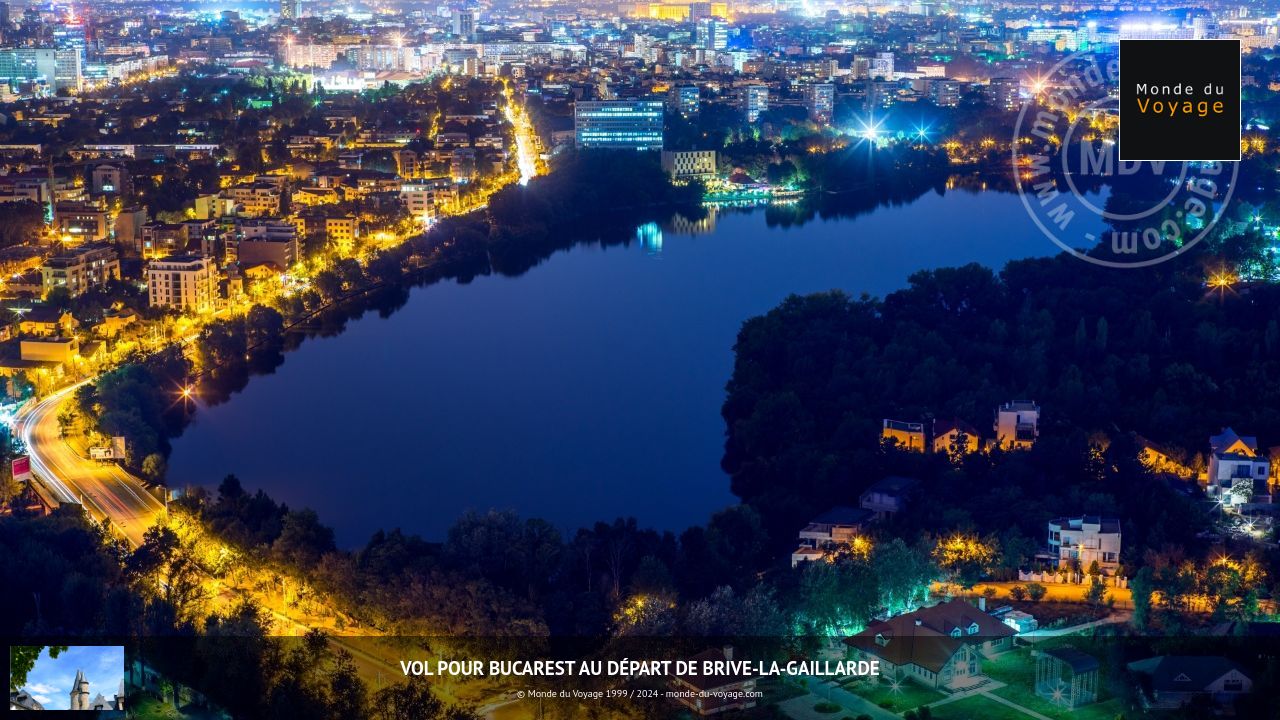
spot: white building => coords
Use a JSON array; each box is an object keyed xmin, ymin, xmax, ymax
[
  {"xmin": 226, "ymin": 183, "xmax": 282, "ymax": 217},
  {"xmin": 742, "ymin": 85, "xmax": 768, "ymax": 122},
  {"xmin": 994, "ymin": 401, "xmax": 1039, "ymax": 449},
  {"xmin": 1207, "ymin": 428, "xmax": 1271, "ymax": 508},
  {"xmin": 805, "ymin": 83, "xmax": 835, "ymax": 123},
  {"xmin": 791, "ymin": 506, "xmax": 872, "ymax": 567},
  {"xmin": 660, "ymin": 150, "xmax": 717, "ymax": 182},
  {"xmin": 1047, "ymin": 516, "xmax": 1121, "ymax": 576},
  {"xmin": 147, "ymin": 255, "xmax": 217, "ymax": 313}
]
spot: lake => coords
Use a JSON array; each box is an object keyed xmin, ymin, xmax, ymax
[{"xmin": 168, "ymin": 187, "xmax": 1108, "ymax": 546}]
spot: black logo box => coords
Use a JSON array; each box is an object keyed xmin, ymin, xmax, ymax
[{"xmin": 1118, "ymin": 38, "xmax": 1241, "ymax": 162}]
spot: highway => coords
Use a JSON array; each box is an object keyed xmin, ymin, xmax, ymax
[
  {"xmin": 14, "ymin": 382, "xmax": 426, "ymax": 691},
  {"xmin": 16, "ymin": 381, "xmax": 165, "ymax": 548}
]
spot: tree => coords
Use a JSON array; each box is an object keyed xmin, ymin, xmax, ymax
[
  {"xmin": 932, "ymin": 533, "xmax": 997, "ymax": 591},
  {"xmin": 272, "ymin": 509, "xmax": 337, "ymax": 570},
  {"xmin": 1025, "ymin": 582, "xmax": 1047, "ymax": 602},
  {"xmin": 0, "ymin": 201, "xmax": 44, "ymax": 248},
  {"xmin": 141, "ymin": 453, "xmax": 167, "ymax": 483},
  {"xmin": 1085, "ymin": 576, "xmax": 1108, "ymax": 607},
  {"xmin": 797, "ymin": 556, "xmax": 879, "ymax": 636},
  {"xmin": 0, "ymin": 472, "xmax": 20, "ymax": 510},
  {"xmin": 371, "ymin": 680, "xmax": 453, "ymax": 720},
  {"xmin": 1131, "ymin": 566, "xmax": 1154, "ymax": 630},
  {"xmin": 10, "ymin": 646, "xmax": 68, "ymax": 692},
  {"xmin": 328, "ymin": 649, "xmax": 368, "ymax": 720},
  {"xmin": 871, "ymin": 538, "xmax": 935, "ymax": 615}
]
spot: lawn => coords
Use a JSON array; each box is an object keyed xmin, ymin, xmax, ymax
[
  {"xmin": 930, "ymin": 695, "xmax": 1036, "ymax": 720},
  {"xmin": 982, "ymin": 642, "xmax": 1127, "ymax": 720},
  {"xmin": 847, "ymin": 678, "xmax": 946, "ymax": 713}
]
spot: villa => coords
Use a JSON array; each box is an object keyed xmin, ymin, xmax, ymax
[{"xmin": 845, "ymin": 599, "xmax": 1015, "ymax": 692}]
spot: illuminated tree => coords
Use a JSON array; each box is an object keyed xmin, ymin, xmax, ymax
[{"xmin": 932, "ymin": 533, "xmax": 997, "ymax": 590}]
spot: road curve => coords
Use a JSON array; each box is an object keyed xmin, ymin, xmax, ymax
[{"xmin": 15, "ymin": 381, "xmax": 165, "ymax": 548}]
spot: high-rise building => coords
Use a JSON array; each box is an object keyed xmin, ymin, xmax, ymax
[
  {"xmin": 871, "ymin": 51, "xmax": 894, "ymax": 80},
  {"xmin": 668, "ymin": 84, "xmax": 699, "ymax": 116},
  {"xmin": 805, "ymin": 83, "xmax": 835, "ymax": 123},
  {"xmin": 54, "ymin": 48, "xmax": 82, "ymax": 93},
  {"xmin": 695, "ymin": 18, "xmax": 728, "ymax": 51},
  {"xmin": 452, "ymin": 9, "xmax": 476, "ymax": 41},
  {"xmin": 0, "ymin": 48, "xmax": 57, "ymax": 94},
  {"xmin": 988, "ymin": 76, "xmax": 1020, "ymax": 110},
  {"xmin": 688, "ymin": 1, "xmax": 712, "ymax": 22},
  {"xmin": 147, "ymin": 255, "xmax": 217, "ymax": 313},
  {"xmin": 280, "ymin": 0, "xmax": 301, "ymax": 20},
  {"xmin": 928, "ymin": 78, "xmax": 962, "ymax": 107},
  {"xmin": 574, "ymin": 100, "xmax": 664, "ymax": 151},
  {"xmin": 742, "ymin": 85, "xmax": 768, "ymax": 122}
]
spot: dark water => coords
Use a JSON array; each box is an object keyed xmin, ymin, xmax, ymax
[{"xmin": 168, "ymin": 189, "xmax": 1107, "ymax": 546}]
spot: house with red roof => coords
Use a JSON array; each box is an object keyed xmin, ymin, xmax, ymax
[{"xmin": 844, "ymin": 599, "xmax": 1014, "ymax": 691}]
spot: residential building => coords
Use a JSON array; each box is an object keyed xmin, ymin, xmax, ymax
[
  {"xmin": 988, "ymin": 76, "xmax": 1020, "ymax": 110},
  {"xmin": 994, "ymin": 401, "xmax": 1039, "ymax": 449},
  {"xmin": 574, "ymin": 100, "xmax": 664, "ymax": 151},
  {"xmin": 1207, "ymin": 427, "xmax": 1270, "ymax": 508},
  {"xmin": 1126, "ymin": 656, "xmax": 1251, "ymax": 710},
  {"xmin": 233, "ymin": 219, "xmax": 299, "ymax": 269},
  {"xmin": 871, "ymin": 51, "xmax": 895, "ymax": 80},
  {"xmin": 18, "ymin": 306, "xmax": 77, "ymax": 337},
  {"xmin": 932, "ymin": 418, "xmax": 981, "ymax": 454},
  {"xmin": 928, "ymin": 78, "xmax": 962, "ymax": 107},
  {"xmin": 451, "ymin": 9, "xmax": 476, "ymax": 41},
  {"xmin": 20, "ymin": 336, "xmax": 78, "ymax": 364},
  {"xmin": 54, "ymin": 201, "xmax": 111, "ymax": 242},
  {"xmin": 114, "ymin": 206, "xmax": 147, "ymax": 250},
  {"xmin": 805, "ymin": 83, "xmax": 835, "ymax": 123},
  {"xmin": 860, "ymin": 476, "xmax": 919, "ymax": 520},
  {"xmin": 400, "ymin": 178, "xmax": 453, "ymax": 220},
  {"xmin": 279, "ymin": 0, "xmax": 301, "ymax": 20},
  {"xmin": 846, "ymin": 599, "xmax": 1015, "ymax": 691},
  {"xmin": 669, "ymin": 84, "xmax": 699, "ymax": 116},
  {"xmin": 669, "ymin": 646, "xmax": 757, "ymax": 715},
  {"xmin": 1047, "ymin": 516, "xmax": 1121, "ymax": 576},
  {"xmin": 140, "ymin": 222, "xmax": 187, "ymax": 259},
  {"xmin": 227, "ymin": 183, "xmax": 283, "ymax": 217},
  {"xmin": 742, "ymin": 85, "xmax": 768, "ymax": 122},
  {"xmin": 660, "ymin": 150, "xmax": 717, "ymax": 182},
  {"xmin": 791, "ymin": 505, "xmax": 872, "ymax": 567},
  {"xmin": 90, "ymin": 164, "xmax": 128, "ymax": 195},
  {"xmin": 326, "ymin": 215, "xmax": 360, "ymax": 251},
  {"xmin": 40, "ymin": 243, "xmax": 120, "ymax": 297},
  {"xmin": 882, "ymin": 418, "xmax": 925, "ymax": 452},
  {"xmin": 146, "ymin": 255, "xmax": 217, "ymax": 313}
]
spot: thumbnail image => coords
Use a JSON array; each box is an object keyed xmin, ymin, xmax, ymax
[{"xmin": 10, "ymin": 645, "xmax": 124, "ymax": 712}]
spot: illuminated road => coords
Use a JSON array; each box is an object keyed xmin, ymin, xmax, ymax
[
  {"xmin": 504, "ymin": 84, "xmax": 543, "ymax": 186},
  {"xmin": 16, "ymin": 381, "xmax": 165, "ymax": 547},
  {"xmin": 15, "ymin": 383, "xmax": 405, "ymax": 681}
]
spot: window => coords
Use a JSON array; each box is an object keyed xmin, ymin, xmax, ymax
[
  {"xmin": 1224, "ymin": 677, "xmax": 1243, "ymax": 692},
  {"xmin": 968, "ymin": 623, "xmax": 979, "ymax": 635},
  {"xmin": 950, "ymin": 628, "xmax": 961, "ymax": 638}
]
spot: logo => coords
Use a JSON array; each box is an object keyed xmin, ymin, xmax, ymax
[{"xmin": 1013, "ymin": 51, "xmax": 1238, "ymax": 268}]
